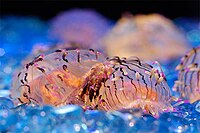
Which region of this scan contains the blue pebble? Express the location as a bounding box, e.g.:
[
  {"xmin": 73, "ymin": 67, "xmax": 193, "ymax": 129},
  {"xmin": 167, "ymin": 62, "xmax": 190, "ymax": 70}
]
[
  {"xmin": 158, "ymin": 112, "xmax": 196, "ymax": 133},
  {"xmin": 85, "ymin": 110, "xmax": 111, "ymax": 132},
  {"xmin": 173, "ymin": 102, "xmax": 200, "ymax": 122},
  {"xmin": 11, "ymin": 105, "xmax": 55, "ymax": 132},
  {"xmin": 52, "ymin": 105, "xmax": 83, "ymax": 119},
  {"xmin": 194, "ymin": 100, "xmax": 200, "ymax": 113},
  {"xmin": 0, "ymin": 97, "xmax": 14, "ymax": 109},
  {"xmin": 109, "ymin": 111, "xmax": 129, "ymax": 133},
  {"xmin": 0, "ymin": 109, "xmax": 17, "ymax": 132},
  {"xmin": 52, "ymin": 105, "xmax": 88, "ymax": 133},
  {"xmin": 85, "ymin": 110, "xmax": 128, "ymax": 133},
  {"xmin": 130, "ymin": 114, "xmax": 158, "ymax": 133}
]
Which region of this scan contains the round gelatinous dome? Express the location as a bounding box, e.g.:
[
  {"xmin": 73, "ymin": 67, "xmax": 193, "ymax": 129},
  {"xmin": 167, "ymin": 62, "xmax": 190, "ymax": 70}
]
[
  {"xmin": 11, "ymin": 49, "xmax": 106, "ymax": 106},
  {"xmin": 102, "ymin": 14, "xmax": 189, "ymax": 62},
  {"xmin": 173, "ymin": 46, "xmax": 200, "ymax": 103},
  {"xmin": 95, "ymin": 56, "xmax": 173, "ymax": 117},
  {"xmin": 49, "ymin": 9, "xmax": 111, "ymax": 50}
]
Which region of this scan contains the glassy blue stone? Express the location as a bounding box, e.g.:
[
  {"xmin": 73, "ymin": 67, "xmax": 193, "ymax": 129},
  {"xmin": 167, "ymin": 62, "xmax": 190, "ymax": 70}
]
[
  {"xmin": 0, "ymin": 90, "xmax": 10, "ymax": 97},
  {"xmin": 197, "ymin": 118, "xmax": 200, "ymax": 131},
  {"xmin": 0, "ymin": 109, "xmax": 17, "ymax": 132},
  {"xmin": 174, "ymin": 102, "xmax": 193, "ymax": 112},
  {"xmin": 109, "ymin": 111, "xmax": 129, "ymax": 133},
  {"xmin": 0, "ymin": 97, "xmax": 14, "ymax": 109},
  {"xmin": 194, "ymin": 100, "xmax": 200, "ymax": 113},
  {"xmin": 52, "ymin": 122, "xmax": 88, "ymax": 133},
  {"xmin": 173, "ymin": 102, "xmax": 194, "ymax": 118},
  {"xmin": 182, "ymin": 100, "xmax": 200, "ymax": 132},
  {"xmin": 11, "ymin": 105, "xmax": 55, "ymax": 132},
  {"xmin": 53, "ymin": 105, "xmax": 83, "ymax": 119},
  {"xmin": 185, "ymin": 122, "xmax": 199, "ymax": 133},
  {"xmin": 121, "ymin": 112, "xmax": 140, "ymax": 133},
  {"xmin": 85, "ymin": 110, "xmax": 112, "ymax": 132},
  {"xmin": 173, "ymin": 101, "xmax": 200, "ymax": 122},
  {"xmin": 52, "ymin": 105, "xmax": 88, "ymax": 133},
  {"xmin": 129, "ymin": 114, "xmax": 158, "ymax": 133},
  {"xmin": 158, "ymin": 113, "xmax": 191, "ymax": 133},
  {"xmin": 85, "ymin": 110, "xmax": 128, "ymax": 133}
]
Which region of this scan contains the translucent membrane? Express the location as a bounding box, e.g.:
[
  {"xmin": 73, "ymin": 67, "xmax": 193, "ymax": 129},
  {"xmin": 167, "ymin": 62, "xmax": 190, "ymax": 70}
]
[
  {"xmin": 11, "ymin": 49, "xmax": 172, "ymax": 117},
  {"xmin": 173, "ymin": 46, "xmax": 200, "ymax": 103},
  {"xmin": 102, "ymin": 14, "xmax": 189, "ymax": 62},
  {"xmin": 49, "ymin": 9, "xmax": 110, "ymax": 49},
  {"xmin": 11, "ymin": 49, "xmax": 105, "ymax": 106},
  {"xmin": 96, "ymin": 57, "xmax": 173, "ymax": 117}
]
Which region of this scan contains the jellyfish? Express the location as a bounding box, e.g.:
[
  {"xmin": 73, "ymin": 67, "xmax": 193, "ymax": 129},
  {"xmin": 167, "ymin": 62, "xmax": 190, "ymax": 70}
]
[
  {"xmin": 11, "ymin": 49, "xmax": 173, "ymax": 117},
  {"xmin": 102, "ymin": 14, "xmax": 189, "ymax": 62},
  {"xmin": 93, "ymin": 56, "xmax": 173, "ymax": 117},
  {"xmin": 49, "ymin": 9, "xmax": 111, "ymax": 50},
  {"xmin": 173, "ymin": 46, "xmax": 200, "ymax": 103},
  {"xmin": 11, "ymin": 49, "xmax": 106, "ymax": 106}
]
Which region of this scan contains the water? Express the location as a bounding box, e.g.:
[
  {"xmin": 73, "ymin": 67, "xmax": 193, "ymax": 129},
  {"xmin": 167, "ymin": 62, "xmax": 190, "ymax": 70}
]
[{"xmin": 0, "ymin": 15, "xmax": 199, "ymax": 132}]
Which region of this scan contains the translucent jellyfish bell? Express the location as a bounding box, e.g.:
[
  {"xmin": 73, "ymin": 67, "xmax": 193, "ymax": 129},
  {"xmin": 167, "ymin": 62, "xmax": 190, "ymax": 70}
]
[
  {"xmin": 173, "ymin": 46, "xmax": 200, "ymax": 103},
  {"xmin": 102, "ymin": 14, "xmax": 190, "ymax": 63}
]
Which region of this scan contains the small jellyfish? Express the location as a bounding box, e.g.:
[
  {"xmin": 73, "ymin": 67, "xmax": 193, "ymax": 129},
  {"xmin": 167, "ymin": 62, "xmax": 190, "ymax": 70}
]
[
  {"xmin": 11, "ymin": 49, "xmax": 173, "ymax": 117},
  {"xmin": 89, "ymin": 56, "xmax": 173, "ymax": 117},
  {"xmin": 11, "ymin": 49, "xmax": 106, "ymax": 106},
  {"xmin": 173, "ymin": 46, "xmax": 200, "ymax": 103},
  {"xmin": 49, "ymin": 9, "xmax": 111, "ymax": 50},
  {"xmin": 102, "ymin": 14, "xmax": 189, "ymax": 62}
]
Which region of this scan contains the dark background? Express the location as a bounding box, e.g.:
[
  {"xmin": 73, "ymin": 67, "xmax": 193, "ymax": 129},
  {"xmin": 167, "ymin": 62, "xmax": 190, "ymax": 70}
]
[{"xmin": 0, "ymin": 0, "xmax": 200, "ymax": 21}]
